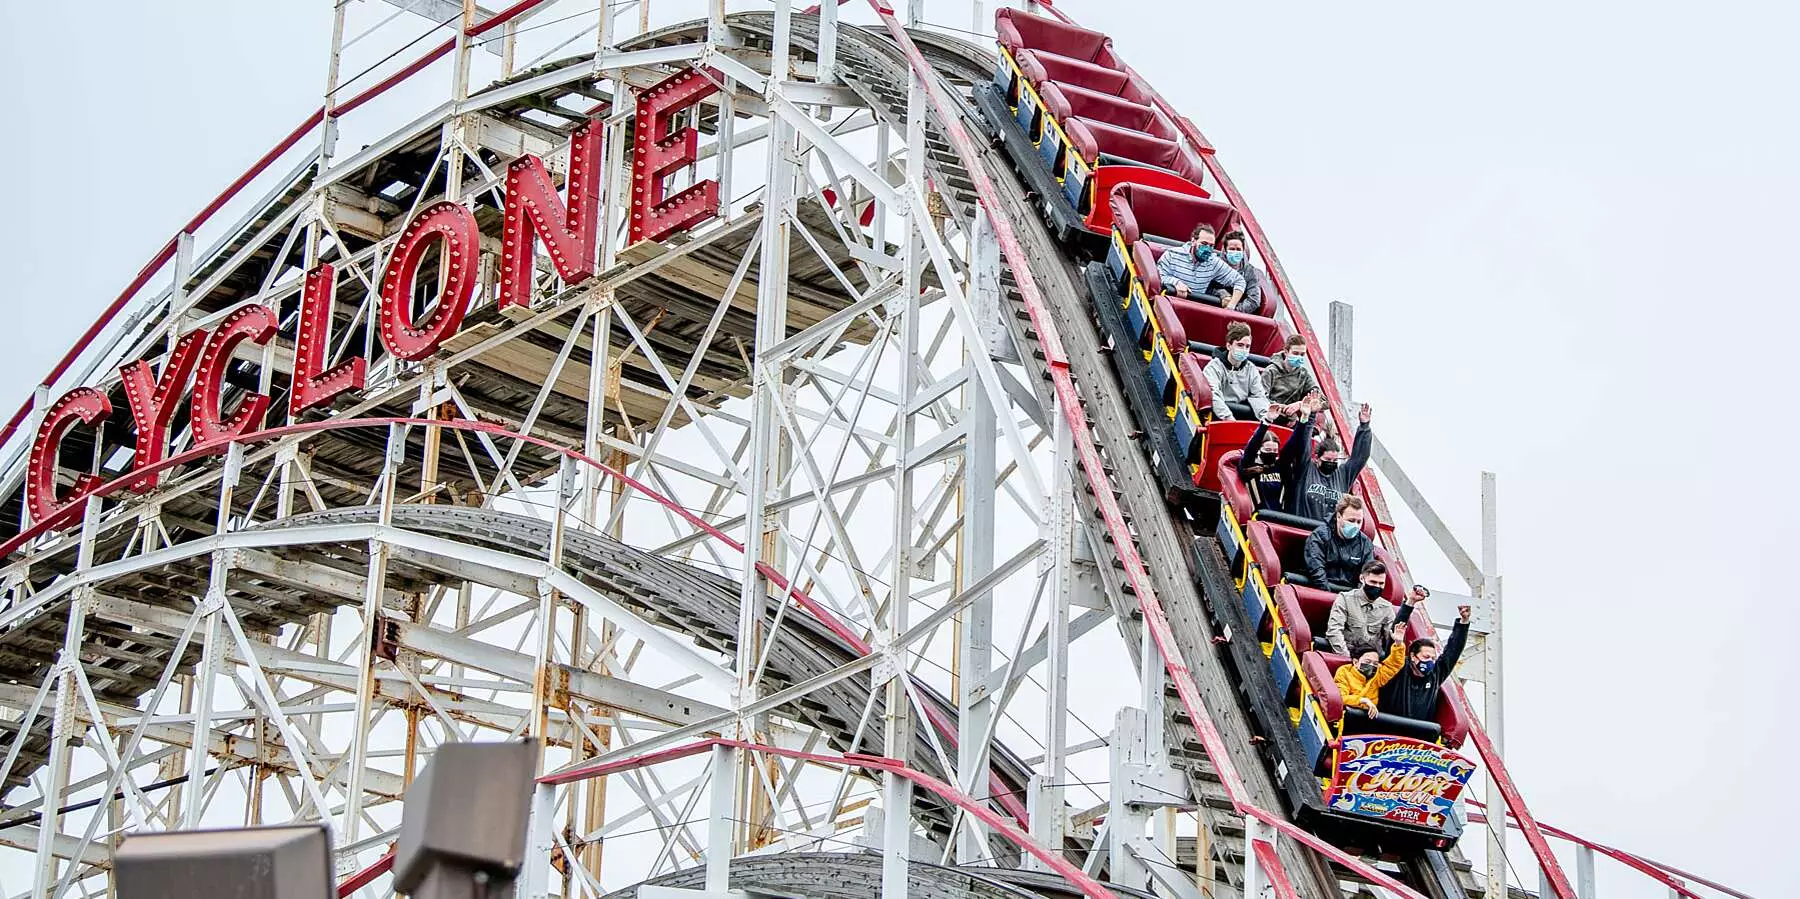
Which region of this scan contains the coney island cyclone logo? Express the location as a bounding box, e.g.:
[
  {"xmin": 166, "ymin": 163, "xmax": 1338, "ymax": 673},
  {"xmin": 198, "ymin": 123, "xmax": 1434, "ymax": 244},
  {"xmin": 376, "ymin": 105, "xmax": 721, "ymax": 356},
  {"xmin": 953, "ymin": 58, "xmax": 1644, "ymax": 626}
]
[{"xmin": 1325, "ymin": 736, "xmax": 1476, "ymax": 829}]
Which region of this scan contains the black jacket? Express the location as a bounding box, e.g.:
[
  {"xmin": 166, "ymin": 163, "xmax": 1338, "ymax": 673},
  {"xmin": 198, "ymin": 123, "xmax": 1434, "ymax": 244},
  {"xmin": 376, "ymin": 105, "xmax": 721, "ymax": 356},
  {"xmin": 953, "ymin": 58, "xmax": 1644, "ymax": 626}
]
[
  {"xmin": 1378, "ymin": 619, "xmax": 1469, "ymax": 722},
  {"xmin": 1302, "ymin": 518, "xmax": 1375, "ymax": 591},
  {"xmin": 1278, "ymin": 414, "xmax": 1372, "ymax": 523},
  {"xmin": 1236, "ymin": 421, "xmax": 1288, "ymax": 512}
]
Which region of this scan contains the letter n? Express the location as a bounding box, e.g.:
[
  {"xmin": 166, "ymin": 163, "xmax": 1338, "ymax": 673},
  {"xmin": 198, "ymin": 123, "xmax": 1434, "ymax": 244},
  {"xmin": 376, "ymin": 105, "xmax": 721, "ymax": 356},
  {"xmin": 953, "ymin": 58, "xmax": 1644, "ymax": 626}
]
[
  {"xmin": 497, "ymin": 120, "xmax": 602, "ymax": 310},
  {"xmin": 629, "ymin": 67, "xmax": 721, "ymax": 245},
  {"xmin": 291, "ymin": 263, "xmax": 367, "ymax": 416},
  {"xmin": 119, "ymin": 330, "xmax": 206, "ymax": 491}
]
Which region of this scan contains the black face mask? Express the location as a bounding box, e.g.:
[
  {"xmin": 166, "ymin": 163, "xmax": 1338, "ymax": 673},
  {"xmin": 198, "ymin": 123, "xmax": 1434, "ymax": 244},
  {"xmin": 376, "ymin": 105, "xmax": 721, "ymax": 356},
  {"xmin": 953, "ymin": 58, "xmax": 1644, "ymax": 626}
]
[
  {"xmin": 1257, "ymin": 451, "xmax": 1279, "ymax": 465},
  {"xmin": 1318, "ymin": 459, "xmax": 1341, "ymax": 475},
  {"xmin": 1362, "ymin": 583, "xmax": 1383, "ymax": 600},
  {"xmin": 1356, "ymin": 661, "xmax": 1378, "ymax": 677}
]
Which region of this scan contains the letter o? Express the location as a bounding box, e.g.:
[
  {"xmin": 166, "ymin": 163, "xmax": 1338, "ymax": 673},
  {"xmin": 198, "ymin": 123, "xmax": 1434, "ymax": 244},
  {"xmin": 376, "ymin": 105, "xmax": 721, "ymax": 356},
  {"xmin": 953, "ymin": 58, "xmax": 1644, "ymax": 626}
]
[{"xmin": 378, "ymin": 201, "xmax": 480, "ymax": 362}]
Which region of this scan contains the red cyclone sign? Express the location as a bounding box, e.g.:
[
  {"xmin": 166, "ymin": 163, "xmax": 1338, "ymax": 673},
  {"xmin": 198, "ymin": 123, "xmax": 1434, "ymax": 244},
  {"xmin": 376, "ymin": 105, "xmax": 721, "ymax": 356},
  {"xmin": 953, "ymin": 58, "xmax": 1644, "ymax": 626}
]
[{"xmin": 24, "ymin": 68, "xmax": 722, "ymax": 533}]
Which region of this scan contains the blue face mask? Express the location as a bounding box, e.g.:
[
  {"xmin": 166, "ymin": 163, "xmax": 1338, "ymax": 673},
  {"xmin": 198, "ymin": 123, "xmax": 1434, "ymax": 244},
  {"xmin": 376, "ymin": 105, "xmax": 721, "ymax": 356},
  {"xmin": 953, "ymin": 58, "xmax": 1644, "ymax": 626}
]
[
  {"xmin": 1287, "ymin": 353, "xmax": 1306, "ymax": 369},
  {"xmin": 1229, "ymin": 348, "xmax": 1249, "ymax": 364},
  {"xmin": 1193, "ymin": 244, "xmax": 1214, "ymax": 262},
  {"xmin": 1338, "ymin": 519, "xmax": 1361, "ymax": 539},
  {"xmin": 1224, "ymin": 250, "xmax": 1245, "ymax": 266},
  {"xmin": 1414, "ymin": 658, "xmax": 1436, "ymax": 676}
]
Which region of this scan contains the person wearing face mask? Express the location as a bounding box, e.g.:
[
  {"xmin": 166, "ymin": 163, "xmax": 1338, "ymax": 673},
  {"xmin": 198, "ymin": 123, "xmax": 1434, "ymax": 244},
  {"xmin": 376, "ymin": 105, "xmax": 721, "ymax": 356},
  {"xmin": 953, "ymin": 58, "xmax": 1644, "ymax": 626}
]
[
  {"xmin": 1279, "ymin": 400, "xmax": 1374, "ymax": 523},
  {"xmin": 1236, "ymin": 420, "xmax": 1290, "ymax": 512},
  {"xmin": 1325, "ymin": 559, "xmax": 1418, "ymax": 656},
  {"xmin": 1155, "ymin": 221, "xmax": 1245, "ymax": 308},
  {"xmin": 1263, "ymin": 334, "xmax": 1320, "ymax": 419},
  {"xmin": 1378, "ymin": 604, "xmax": 1473, "ymax": 723},
  {"xmin": 1333, "ymin": 618, "xmax": 1413, "ymax": 719},
  {"xmin": 1200, "ymin": 321, "xmax": 1272, "ymax": 422},
  {"xmin": 1215, "ymin": 230, "xmax": 1267, "ymax": 315},
  {"xmin": 1301, "ymin": 494, "xmax": 1375, "ymax": 590}
]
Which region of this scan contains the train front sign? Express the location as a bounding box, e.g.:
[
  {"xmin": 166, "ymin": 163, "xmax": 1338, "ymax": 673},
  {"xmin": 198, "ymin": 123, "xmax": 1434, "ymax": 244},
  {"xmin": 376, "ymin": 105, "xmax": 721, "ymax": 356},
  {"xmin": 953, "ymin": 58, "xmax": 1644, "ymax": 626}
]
[{"xmin": 1325, "ymin": 736, "xmax": 1476, "ymax": 829}]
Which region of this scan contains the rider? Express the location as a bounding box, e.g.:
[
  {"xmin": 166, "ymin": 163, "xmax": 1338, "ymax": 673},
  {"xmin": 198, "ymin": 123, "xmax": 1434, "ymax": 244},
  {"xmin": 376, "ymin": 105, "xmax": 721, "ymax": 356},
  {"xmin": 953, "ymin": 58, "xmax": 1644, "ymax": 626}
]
[
  {"xmin": 1218, "ymin": 230, "xmax": 1267, "ymax": 315},
  {"xmin": 1279, "ymin": 401, "xmax": 1373, "ymax": 523},
  {"xmin": 1378, "ymin": 605, "xmax": 1474, "ymax": 722},
  {"xmin": 1325, "ymin": 560, "xmax": 1430, "ymax": 656},
  {"xmin": 1200, "ymin": 321, "xmax": 1272, "ymax": 422},
  {"xmin": 1302, "ymin": 494, "xmax": 1375, "ymax": 591},
  {"xmin": 1156, "ymin": 221, "xmax": 1245, "ymax": 309},
  {"xmin": 1236, "ymin": 420, "xmax": 1289, "ymax": 512},
  {"xmin": 1334, "ymin": 618, "xmax": 1411, "ymax": 718}
]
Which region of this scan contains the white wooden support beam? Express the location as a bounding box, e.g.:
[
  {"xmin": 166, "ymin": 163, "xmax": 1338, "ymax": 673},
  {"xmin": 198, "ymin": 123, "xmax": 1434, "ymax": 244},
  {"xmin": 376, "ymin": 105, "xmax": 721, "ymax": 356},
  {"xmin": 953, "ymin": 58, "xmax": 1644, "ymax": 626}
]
[{"xmin": 1329, "ymin": 300, "xmax": 1353, "ymax": 404}]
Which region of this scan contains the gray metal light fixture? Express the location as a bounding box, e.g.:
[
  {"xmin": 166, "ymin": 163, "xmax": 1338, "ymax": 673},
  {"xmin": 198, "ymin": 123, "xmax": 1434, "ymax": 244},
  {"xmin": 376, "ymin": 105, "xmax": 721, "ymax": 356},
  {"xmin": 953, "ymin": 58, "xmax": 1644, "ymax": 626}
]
[
  {"xmin": 394, "ymin": 741, "xmax": 537, "ymax": 899},
  {"xmin": 114, "ymin": 824, "xmax": 332, "ymax": 899}
]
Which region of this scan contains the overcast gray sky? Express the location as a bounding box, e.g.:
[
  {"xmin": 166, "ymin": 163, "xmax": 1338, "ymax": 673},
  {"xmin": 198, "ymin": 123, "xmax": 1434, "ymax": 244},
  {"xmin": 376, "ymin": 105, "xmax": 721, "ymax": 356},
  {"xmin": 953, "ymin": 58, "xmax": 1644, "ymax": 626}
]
[{"xmin": 1, "ymin": 1, "xmax": 1793, "ymax": 897}]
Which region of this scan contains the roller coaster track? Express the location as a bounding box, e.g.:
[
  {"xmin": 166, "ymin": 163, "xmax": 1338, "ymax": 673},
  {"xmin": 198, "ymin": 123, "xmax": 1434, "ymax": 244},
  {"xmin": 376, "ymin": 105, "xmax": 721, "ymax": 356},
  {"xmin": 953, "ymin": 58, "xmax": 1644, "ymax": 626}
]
[
  {"xmin": 696, "ymin": 13, "xmax": 1481, "ymax": 898},
  {"xmin": 607, "ymin": 852, "xmax": 1160, "ymax": 899},
  {"xmin": 3, "ymin": 8, "xmax": 1728, "ymax": 899},
  {"xmin": 0, "ymin": 13, "xmax": 1460, "ymax": 899}
]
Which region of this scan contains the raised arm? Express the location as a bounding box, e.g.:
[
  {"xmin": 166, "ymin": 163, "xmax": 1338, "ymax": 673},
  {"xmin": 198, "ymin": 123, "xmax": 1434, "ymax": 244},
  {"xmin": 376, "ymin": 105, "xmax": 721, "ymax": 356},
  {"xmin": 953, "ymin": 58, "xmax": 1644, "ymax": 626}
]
[
  {"xmin": 1344, "ymin": 406, "xmax": 1374, "ymax": 482},
  {"xmin": 1369, "ymin": 629, "xmax": 1410, "ymax": 691},
  {"xmin": 1278, "ymin": 412, "xmax": 1312, "ymax": 483},
  {"xmin": 1238, "ymin": 421, "xmax": 1272, "ymax": 483},
  {"xmin": 1439, "ymin": 617, "xmax": 1471, "ymax": 674}
]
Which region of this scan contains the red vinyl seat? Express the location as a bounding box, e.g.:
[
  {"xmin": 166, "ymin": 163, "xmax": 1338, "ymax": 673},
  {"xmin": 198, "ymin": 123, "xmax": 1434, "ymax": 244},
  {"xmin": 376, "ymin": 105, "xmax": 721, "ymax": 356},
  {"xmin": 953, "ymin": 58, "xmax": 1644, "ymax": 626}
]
[
  {"xmin": 1015, "ymin": 48, "xmax": 1134, "ymax": 96},
  {"xmin": 1153, "ymin": 297, "xmax": 1285, "ymax": 357},
  {"xmin": 1218, "ymin": 448, "xmax": 1257, "ymax": 523},
  {"xmin": 996, "ymin": 8, "xmax": 1119, "ymax": 67},
  {"xmin": 1273, "ymin": 582, "xmax": 1341, "ymax": 651},
  {"xmin": 1039, "ymin": 81, "xmax": 1174, "ymax": 140},
  {"xmin": 1064, "ymin": 117, "xmax": 1178, "ymax": 167},
  {"xmin": 1274, "ymin": 580, "xmax": 1428, "ymax": 652},
  {"xmin": 1245, "ymin": 520, "xmax": 1399, "ymax": 600},
  {"xmin": 1300, "ymin": 648, "xmax": 1469, "ymax": 749},
  {"xmin": 1299, "ymin": 651, "xmax": 1346, "ymax": 724},
  {"xmin": 1113, "ymin": 183, "xmax": 1236, "ymax": 249}
]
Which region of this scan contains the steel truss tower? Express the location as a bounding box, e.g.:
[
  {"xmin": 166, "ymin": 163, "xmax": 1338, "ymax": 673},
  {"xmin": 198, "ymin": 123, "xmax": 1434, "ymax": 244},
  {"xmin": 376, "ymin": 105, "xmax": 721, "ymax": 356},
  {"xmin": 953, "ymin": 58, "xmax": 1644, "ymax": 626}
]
[{"xmin": 0, "ymin": 4, "xmax": 1745, "ymax": 899}]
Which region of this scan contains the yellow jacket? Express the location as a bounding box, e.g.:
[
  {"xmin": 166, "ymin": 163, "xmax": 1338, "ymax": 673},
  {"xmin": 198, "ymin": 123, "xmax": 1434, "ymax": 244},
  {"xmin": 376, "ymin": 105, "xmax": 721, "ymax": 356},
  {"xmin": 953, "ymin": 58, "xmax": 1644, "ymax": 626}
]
[{"xmin": 1333, "ymin": 641, "xmax": 1407, "ymax": 715}]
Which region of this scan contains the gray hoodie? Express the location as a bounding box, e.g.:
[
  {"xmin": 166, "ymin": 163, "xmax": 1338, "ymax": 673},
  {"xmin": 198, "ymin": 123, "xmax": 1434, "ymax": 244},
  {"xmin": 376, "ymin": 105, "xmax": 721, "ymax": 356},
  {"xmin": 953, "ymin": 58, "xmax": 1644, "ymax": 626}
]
[{"xmin": 1200, "ymin": 349, "xmax": 1270, "ymax": 422}]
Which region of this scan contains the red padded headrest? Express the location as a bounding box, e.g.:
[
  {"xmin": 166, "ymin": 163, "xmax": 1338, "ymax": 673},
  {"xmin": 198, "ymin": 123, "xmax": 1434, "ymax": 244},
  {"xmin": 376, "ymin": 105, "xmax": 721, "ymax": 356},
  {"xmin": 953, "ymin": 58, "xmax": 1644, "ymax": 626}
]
[
  {"xmin": 1300, "ymin": 651, "xmax": 1344, "ymax": 724},
  {"xmin": 1133, "ymin": 241, "xmax": 1165, "ymax": 297},
  {"xmin": 1037, "ymin": 81, "xmax": 1171, "ymax": 140},
  {"xmin": 1218, "ymin": 448, "xmax": 1253, "ymax": 518},
  {"xmin": 1162, "ymin": 298, "xmax": 1284, "ymax": 355},
  {"xmin": 1108, "ymin": 182, "xmax": 1235, "ymax": 245},
  {"xmin": 1177, "ymin": 349, "xmax": 1209, "ymax": 411},
  {"xmin": 995, "ymin": 8, "xmax": 1113, "ymax": 63},
  {"xmin": 1014, "ymin": 48, "xmax": 1132, "ymax": 96}
]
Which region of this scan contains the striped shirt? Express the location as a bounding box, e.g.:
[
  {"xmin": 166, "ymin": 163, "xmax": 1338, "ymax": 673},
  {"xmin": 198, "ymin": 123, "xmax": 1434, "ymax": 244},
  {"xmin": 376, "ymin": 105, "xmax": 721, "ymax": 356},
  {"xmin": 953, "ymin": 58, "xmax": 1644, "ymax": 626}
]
[{"xmin": 1155, "ymin": 245, "xmax": 1245, "ymax": 298}]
